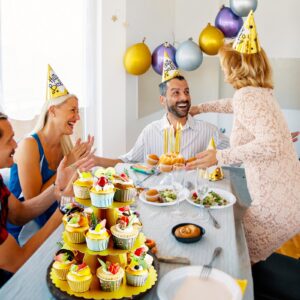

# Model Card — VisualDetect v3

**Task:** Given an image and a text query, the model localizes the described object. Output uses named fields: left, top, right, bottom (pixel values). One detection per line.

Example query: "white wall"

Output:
left=99, top=0, right=300, bottom=158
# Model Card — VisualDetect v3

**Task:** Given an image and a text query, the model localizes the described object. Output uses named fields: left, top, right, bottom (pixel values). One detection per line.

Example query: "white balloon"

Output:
left=175, top=39, right=203, bottom=71
left=230, top=0, right=258, bottom=17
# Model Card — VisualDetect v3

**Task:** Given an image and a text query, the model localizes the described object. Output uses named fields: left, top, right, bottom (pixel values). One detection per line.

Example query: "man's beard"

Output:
left=166, top=100, right=191, bottom=118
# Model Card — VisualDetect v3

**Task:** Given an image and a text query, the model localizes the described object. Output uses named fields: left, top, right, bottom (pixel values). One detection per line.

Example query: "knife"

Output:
left=157, top=255, right=191, bottom=265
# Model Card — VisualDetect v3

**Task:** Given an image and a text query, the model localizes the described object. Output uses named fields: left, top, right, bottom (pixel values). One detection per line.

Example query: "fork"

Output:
left=200, top=247, right=222, bottom=279
left=205, top=206, right=221, bottom=229
left=135, top=168, right=161, bottom=187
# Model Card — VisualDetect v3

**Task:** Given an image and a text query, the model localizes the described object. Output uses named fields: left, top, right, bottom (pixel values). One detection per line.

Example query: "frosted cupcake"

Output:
left=117, top=206, right=142, bottom=233
left=67, top=263, right=92, bottom=293
left=111, top=215, right=139, bottom=250
left=73, top=172, right=93, bottom=199
left=65, top=212, right=89, bottom=244
left=97, top=259, right=124, bottom=292
left=126, top=247, right=149, bottom=286
left=52, top=249, right=76, bottom=280
left=85, top=217, right=110, bottom=252
left=90, top=176, right=115, bottom=208
left=62, top=206, right=84, bottom=227
left=113, top=173, right=137, bottom=203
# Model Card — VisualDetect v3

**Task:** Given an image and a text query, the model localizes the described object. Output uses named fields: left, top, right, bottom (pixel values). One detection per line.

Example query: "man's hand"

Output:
left=186, top=149, right=218, bottom=170
left=55, top=155, right=95, bottom=192
left=291, top=131, right=300, bottom=143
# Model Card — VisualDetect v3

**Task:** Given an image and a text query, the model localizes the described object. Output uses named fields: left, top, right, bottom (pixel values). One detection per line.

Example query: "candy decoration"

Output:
left=199, top=23, right=224, bottom=56
left=175, top=38, right=203, bottom=71
left=230, top=0, right=258, bottom=17
left=215, top=6, right=243, bottom=38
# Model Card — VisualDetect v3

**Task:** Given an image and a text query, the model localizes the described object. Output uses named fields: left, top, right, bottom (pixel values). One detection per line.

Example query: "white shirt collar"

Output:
left=159, top=113, right=196, bottom=131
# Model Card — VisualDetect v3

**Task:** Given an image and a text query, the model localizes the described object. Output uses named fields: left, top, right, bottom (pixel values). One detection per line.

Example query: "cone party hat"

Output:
left=161, top=51, right=180, bottom=83
left=46, top=65, right=69, bottom=100
left=233, top=10, right=261, bottom=54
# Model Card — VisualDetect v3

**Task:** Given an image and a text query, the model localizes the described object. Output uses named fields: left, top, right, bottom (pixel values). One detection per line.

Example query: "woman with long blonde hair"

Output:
left=7, top=66, right=93, bottom=242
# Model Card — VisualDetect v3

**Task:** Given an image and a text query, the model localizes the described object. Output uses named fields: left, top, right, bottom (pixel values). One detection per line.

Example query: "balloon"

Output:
left=123, top=41, right=151, bottom=75
left=215, top=6, right=243, bottom=38
left=230, top=0, right=258, bottom=17
left=175, top=38, right=203, bottom=71
left=199, top=23, right=224, bottom=56
left=152, top=42, right=177, bottom=75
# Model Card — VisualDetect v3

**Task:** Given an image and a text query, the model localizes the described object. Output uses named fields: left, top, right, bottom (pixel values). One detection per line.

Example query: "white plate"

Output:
left=139, top=185, right=189, bottom=206
left=186, top=188, right=236, bottom=209
left=157, top=265, right=242, bottom=300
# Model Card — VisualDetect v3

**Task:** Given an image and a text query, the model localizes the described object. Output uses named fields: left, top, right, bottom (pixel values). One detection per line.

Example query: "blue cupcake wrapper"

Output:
left=90, top=191, right=114, bottom=207
left=112, top=235, right=137, bottom=250
left=99, top=277, right=123, bottom=292
left=85, top=236, right=110, bottom=251
left=126, top=272, right=148, bottom=286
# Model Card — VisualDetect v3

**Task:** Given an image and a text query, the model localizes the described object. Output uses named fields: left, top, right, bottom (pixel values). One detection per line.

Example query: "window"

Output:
left=0, top=0, right=86, bottom=120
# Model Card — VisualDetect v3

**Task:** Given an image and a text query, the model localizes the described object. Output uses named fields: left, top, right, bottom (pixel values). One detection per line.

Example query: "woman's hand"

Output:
left=67, top=135, right=95, bottom=165
left=186, top=149, right=218, bottom=170
left=55, top=155, right=95, bottom=192
left=189, top=105, right=202, bottom=117
left=291, top=131, right=300, bottom=143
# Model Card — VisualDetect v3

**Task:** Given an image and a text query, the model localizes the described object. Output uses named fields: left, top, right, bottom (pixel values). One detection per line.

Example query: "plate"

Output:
left=186, top=188, right=236, bottom=210
left=157, top=266, right=242, bottom=300
left=139, top=185, right=189, bottom=207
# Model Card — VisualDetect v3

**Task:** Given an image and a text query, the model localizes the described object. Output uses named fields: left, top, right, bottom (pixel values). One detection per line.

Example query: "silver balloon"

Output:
left=175, top=39, right=203, bottom=71
left=230, top=0, right=258, bottom=17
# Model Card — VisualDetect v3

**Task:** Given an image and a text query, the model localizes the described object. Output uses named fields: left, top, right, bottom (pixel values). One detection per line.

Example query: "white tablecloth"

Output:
left=0, top=165, right=253, bottom=300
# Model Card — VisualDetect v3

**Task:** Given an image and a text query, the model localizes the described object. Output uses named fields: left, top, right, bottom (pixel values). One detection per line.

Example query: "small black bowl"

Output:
left=172, top=223, right=205, bottom=243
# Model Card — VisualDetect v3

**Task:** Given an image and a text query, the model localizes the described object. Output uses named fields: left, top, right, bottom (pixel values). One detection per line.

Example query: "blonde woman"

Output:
left=187, top=15, right=300, bottom=264
left=7, top=69, right=94, bottom=242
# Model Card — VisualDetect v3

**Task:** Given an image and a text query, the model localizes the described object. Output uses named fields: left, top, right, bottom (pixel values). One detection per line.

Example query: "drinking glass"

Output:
left=171, top=163, right=186, bottom=217
left=192, top=168, right=209, bottom=222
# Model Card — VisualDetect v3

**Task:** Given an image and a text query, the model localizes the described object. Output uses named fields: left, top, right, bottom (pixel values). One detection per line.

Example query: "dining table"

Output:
left=0, top=164, right=254, bottom=300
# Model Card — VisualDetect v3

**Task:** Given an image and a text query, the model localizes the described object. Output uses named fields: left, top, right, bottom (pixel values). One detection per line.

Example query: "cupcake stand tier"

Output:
left=48, top=203, right=158, bottom=299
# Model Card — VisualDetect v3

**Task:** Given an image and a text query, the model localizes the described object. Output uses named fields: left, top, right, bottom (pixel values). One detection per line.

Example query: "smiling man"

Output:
left=94, top=73, right=229, bottom=167
left=0, top=112, right=94, bottom=286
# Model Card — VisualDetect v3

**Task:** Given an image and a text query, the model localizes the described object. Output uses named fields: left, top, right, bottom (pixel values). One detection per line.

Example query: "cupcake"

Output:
left=126, top=247, right=149, bottom=286
left=90, top=176, right=115, bottom=208
left=62, top=206, right=84, bottom=226
left=146, top=154, right=159, bottom=166
left=113, top=173, right=137, bottom=203
left=117, top=206, right=142, bottom=233
left=85, top=216, right=110, bottom=252
left=67, top=263, right=92, bottom=292
left=111, top=215, right=139, bottom=250
left=52, top=249, right=76, bottom=280
left=96, top=259, right=124, bottom=292
left=65, top=212, right=89, bottom=244
left=73, top=172, right=93, bottom=199
left=94, top=167, right=116, bottom=181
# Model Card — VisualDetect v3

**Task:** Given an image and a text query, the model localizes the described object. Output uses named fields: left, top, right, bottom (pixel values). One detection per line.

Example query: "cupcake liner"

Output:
left=85, top=236, right=110, bottom=252
left=66, top=231, right=86, bottom=244
left=53, top=267, right=70, bottom=281
left=112, top=235, right=137, bottom=250
left=114, top=188, right=137, bottom=202
left=126, top=272, right=148, bottom=286
left=67, top=277, right=92, bottom=293
left=73, top=185, right=91, bottom=199
left=90, top=191, right=114, bottom=208
left=98, top=277, right=123, bottom=292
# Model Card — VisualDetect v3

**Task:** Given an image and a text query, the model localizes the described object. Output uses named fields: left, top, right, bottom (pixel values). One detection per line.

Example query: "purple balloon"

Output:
left=215, top=6, right=243, bottom=38
left=151, top=43, right=177, bottom=75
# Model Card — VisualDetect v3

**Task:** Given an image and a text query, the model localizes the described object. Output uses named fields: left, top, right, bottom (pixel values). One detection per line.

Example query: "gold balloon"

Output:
left=123, top=42, right=151, bottom=75
left=199, top=23, right=225, bottom=56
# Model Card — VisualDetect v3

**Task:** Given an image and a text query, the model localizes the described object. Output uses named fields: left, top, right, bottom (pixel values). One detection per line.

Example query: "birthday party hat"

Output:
left=233, top=10, right=261, bottom=54
left=46, top=65, right=69, bottom=100
left=161, top=51, right=180, bottom=83
left=206, top=137, right=224, bottom=181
